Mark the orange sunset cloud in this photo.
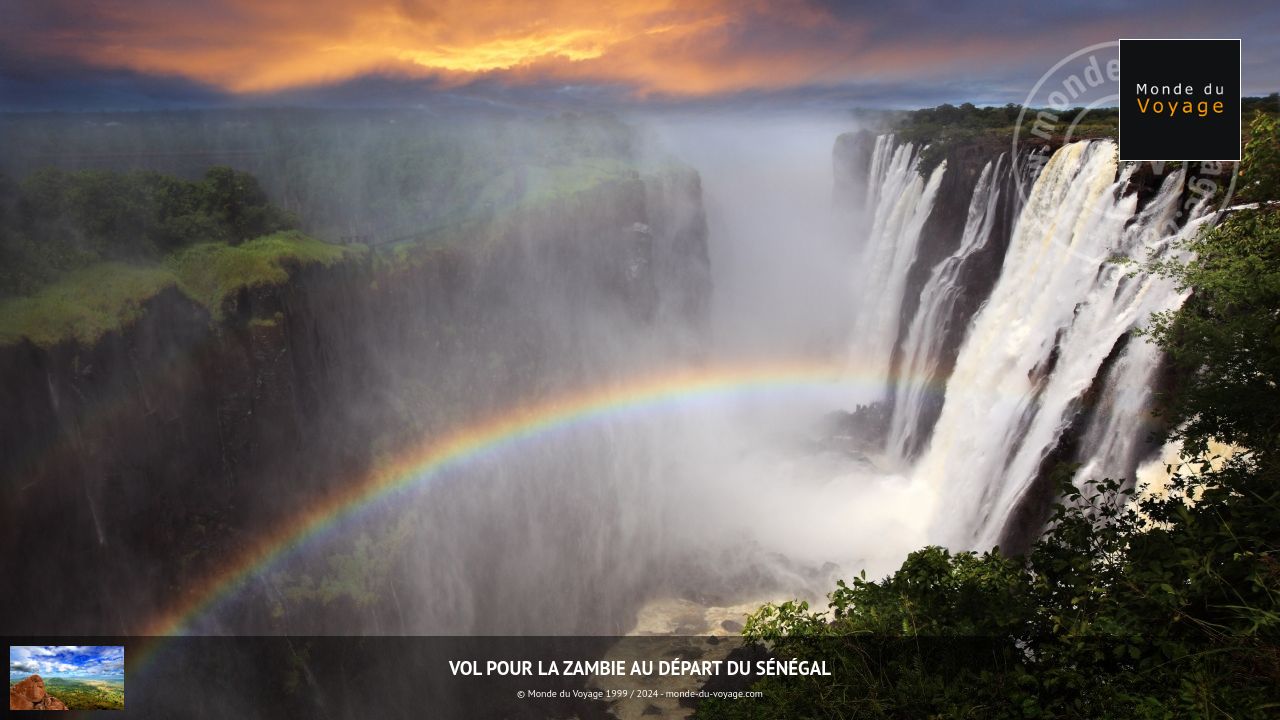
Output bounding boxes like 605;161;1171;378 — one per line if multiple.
10;0;1250;105
12;0;868;97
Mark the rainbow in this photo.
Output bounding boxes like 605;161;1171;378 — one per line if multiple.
136;359;932;644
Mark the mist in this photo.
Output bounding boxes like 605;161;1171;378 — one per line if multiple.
3;107;944;641
293;111;937;634
641;113;859;361
3;104;1183;647
217;110;935;635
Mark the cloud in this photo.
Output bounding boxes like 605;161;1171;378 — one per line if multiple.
8;646;125;680
0;51;231;111
1;0;1278;109
0;0;871;97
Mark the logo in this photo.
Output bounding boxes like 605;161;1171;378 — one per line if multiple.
1119;39;1241;162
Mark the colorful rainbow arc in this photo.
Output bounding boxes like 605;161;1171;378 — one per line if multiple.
139;360;870;639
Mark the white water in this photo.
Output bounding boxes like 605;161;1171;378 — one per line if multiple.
395;132;1202;632
378;131;1203;634
645;131;1202;604
1072;204;1206;486
907;140;1197;548
886;155;1005;462
848;135;946;388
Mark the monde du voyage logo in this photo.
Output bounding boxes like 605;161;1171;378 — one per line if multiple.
1119;39;1241;162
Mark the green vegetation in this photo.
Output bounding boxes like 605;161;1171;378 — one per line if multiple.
263;508;426;634
1146;115;1280;463
704;113;1280;719
0;262;175;346
0;151;377;344
0;165;296;297
881;102;1118;171
0;110;644;249
18;677;125;710
272;525;409;614
877;95;1278;172
0;111;650;346
167;230;353;318
0;229;359;345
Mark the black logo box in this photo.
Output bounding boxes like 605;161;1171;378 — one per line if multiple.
1119;39;1241;162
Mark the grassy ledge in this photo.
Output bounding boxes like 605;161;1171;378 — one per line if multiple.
0;263;177;347
0;231;355;348
166;230;356;319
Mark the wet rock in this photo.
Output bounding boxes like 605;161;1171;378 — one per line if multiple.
821;402;891;452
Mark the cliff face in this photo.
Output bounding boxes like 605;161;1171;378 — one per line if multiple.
0;170;711;634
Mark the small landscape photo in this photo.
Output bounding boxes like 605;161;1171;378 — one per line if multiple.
9;646;124;711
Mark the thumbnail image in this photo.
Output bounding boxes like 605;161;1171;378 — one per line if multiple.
0;1;1277;717
9;646;124;711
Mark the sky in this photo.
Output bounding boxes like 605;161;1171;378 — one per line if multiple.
0;0;1278;111
9;646;125;681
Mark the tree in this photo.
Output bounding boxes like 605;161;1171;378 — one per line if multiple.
1;166;298;296
199;166;294;244
1147;113;1280;462
1238;112;1280;203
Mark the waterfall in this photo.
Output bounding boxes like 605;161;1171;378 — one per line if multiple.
1073;208;1204;485
1071;330;1174;484
886;155;1005;461
848;135;946;390
911;140;1198;549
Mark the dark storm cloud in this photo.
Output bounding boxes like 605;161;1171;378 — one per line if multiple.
0;54;230;111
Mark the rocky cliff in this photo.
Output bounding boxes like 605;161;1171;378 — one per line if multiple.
9;676;67;711
0;169;711;634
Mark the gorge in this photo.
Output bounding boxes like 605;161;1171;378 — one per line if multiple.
0;111;1197;643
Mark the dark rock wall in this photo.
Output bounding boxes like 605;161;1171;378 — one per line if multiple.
0;171;711;635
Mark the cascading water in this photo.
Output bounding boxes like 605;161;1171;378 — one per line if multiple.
205;130;1208;636
1072;206;1208;486
886;155;1006;462
1071;325;1177;484
848;135;946;388
909;140;1199;548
